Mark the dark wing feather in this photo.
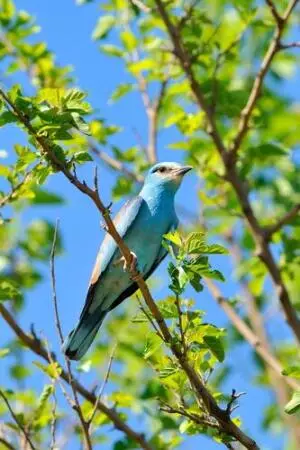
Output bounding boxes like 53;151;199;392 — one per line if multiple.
106;246;168;313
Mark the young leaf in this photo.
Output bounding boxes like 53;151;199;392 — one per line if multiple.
203;336;225;362
284;391;300;415
93;15;115;40
282;366;300;379
164;230;183;248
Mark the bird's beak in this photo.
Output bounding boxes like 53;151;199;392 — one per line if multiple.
175;166;193;176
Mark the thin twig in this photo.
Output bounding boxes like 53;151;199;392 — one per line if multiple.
159;403;219;429
265;0;283;26
265;204;300;239
87;344;116;429
279;41;300;50
49;388;58;450
50;221;93;450
136;295;165;341
0;437;17;450
0;391;36;450
175;295;187;354
50;220;64;344
225;389;246;417
89;143;144;183
0;169;37;208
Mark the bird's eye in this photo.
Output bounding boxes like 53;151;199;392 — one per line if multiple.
158;167;167;173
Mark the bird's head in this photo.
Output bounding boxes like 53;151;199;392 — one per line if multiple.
144;162;193;193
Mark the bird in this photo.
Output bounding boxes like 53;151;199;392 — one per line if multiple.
63;162;192;360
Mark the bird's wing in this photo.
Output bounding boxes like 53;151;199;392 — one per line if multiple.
105;222;178;313
89;195;144;285
79;195;144;318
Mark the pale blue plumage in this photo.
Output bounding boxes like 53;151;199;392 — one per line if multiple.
63;162;192;360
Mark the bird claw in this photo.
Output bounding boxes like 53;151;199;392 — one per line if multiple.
114;251;137;273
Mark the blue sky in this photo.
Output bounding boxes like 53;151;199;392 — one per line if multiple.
1;1;298;449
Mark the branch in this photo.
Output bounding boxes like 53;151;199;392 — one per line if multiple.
265;0;284;26
225;231;300;445
225;390;246;417
229;0;299;155
152;2;300;344
131;49;168;163
279;41;300;50
265;203;300;239
136;295;165;341
89;143;144;183
153;0;227;158
49;388;57;450
87;344;116;430
0;304;153;450
0;437;17;450
204;278;300;392
0;390;36;450
159;403;219;430
0;168;38;209
0;89;259;450
175;294;187;354
50;221;93;450
147;79;168;164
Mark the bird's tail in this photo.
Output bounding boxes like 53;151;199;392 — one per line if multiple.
62;308;107;360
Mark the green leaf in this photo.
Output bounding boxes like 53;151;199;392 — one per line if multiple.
36;88;64;107
247;143;288;162
187;241;228;255
112;176;133;200
100;44;123;57
30;188;65;205
284;391;300;415
144;334;162;359
110;83;133;103
64;89;91;114
157;297;178;319
282;366;300;379
159;367;178;378
10;364;31;380
0;281;22;302
71;112;90;134
163;231;183;248
74;151;93;163
127;59;154;74
34;361;62;379
168;263;186;295
203;336;225;362
93;15;115;40
0;348;10;358
35;385;54;417
0;0;16;24
0;111;17;126
120;30;137;51
76;360;92;373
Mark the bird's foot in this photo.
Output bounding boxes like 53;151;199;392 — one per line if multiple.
114;251;137;273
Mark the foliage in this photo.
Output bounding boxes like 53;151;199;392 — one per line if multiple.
0;0;300;449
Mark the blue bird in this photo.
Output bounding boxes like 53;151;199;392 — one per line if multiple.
63;162;192;360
